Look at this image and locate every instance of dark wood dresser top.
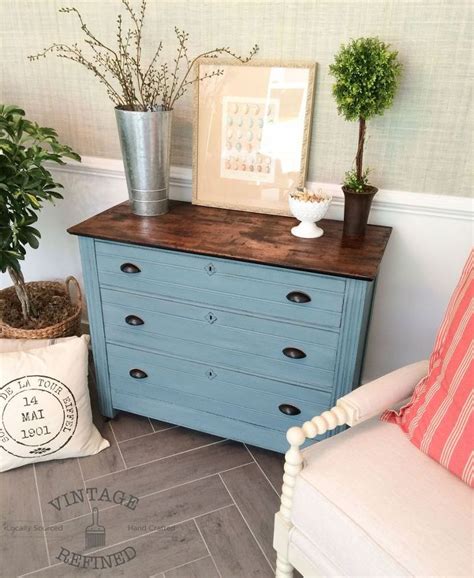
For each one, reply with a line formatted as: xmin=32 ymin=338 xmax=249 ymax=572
xmin=68 ymin=201 xmax=391 ymax=280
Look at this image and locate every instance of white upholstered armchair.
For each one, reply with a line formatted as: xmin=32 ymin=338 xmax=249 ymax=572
xmin=273 ymin=361 xmax=473 ymax=577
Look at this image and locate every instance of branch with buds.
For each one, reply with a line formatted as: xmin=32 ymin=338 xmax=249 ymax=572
xmin=29 ymin=0 xmax=259 ymax=111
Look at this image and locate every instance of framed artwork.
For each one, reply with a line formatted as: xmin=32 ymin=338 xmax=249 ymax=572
xmin=192 ymin=60 xmax=316 ymax=215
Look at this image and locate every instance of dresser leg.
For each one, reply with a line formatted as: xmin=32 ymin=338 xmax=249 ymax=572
xmin=103 ymin=409 xmax=118 ymax=421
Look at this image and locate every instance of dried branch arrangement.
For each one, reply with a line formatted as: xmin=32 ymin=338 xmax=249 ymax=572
xmin=29 ymin=0 xmax=259 ymax=111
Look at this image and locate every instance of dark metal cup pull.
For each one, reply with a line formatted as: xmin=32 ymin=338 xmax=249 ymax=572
xmin=279 ymin=404 xmax=301 ymax=416
xmin=129 ymin=368 xmax=148 ymax=379
xmin=125 ymin=315 xmax=144 ymax=326
xmin=286 ymin=291 xmax=311 ymax=304
xmin=120 ymin=262 xmax=141 ymax=274
xmin=282 ymin=347 xmax=306 ymax=359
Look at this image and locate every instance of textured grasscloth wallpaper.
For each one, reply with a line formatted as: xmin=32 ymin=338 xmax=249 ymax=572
xmin=1 ymin=0 xmax=472 ymax=196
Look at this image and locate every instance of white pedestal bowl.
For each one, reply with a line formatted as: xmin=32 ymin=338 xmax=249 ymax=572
xmin=289 ymin=193 xmax=332 ymax=238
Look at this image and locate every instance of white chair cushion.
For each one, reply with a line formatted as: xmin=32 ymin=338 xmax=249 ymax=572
xmin=291 ymin=416 xmax=473 ymax=577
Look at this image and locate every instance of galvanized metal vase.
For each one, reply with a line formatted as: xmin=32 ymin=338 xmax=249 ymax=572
xmin=115 ymin=106 xmax=172 ymax=216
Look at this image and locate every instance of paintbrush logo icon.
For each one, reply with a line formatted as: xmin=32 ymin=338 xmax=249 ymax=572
xmin=85 ymin=507 xmax=106 ymax=549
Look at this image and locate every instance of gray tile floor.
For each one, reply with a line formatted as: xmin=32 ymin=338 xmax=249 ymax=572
xmin=0 ymin=366 xmax=285 ymax=578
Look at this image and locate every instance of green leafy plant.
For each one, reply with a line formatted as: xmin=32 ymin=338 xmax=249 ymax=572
xmin=0 ymin=105 xmax=80 ymax=320
xmin=29 ymin=0 xmax=258 ymax=111
xmin=343 ymin=168 xmax=371 ymax=193
xmin=329 ymin=37 xmax=402 ymax=192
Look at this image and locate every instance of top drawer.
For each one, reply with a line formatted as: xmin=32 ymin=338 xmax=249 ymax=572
xmin=95 ymin=241 xmax=345 ymax=329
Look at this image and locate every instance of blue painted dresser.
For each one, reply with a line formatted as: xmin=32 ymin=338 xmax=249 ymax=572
xmin=69 ymin=201 xmax=391 ymax=452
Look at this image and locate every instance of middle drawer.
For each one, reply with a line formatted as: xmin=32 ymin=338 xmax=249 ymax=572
xmin=101 ymin=287 xmax=340 ymax=349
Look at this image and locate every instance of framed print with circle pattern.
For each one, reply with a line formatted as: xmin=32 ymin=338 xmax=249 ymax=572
xmin=192 ymin=60 xmax=316 ymax=215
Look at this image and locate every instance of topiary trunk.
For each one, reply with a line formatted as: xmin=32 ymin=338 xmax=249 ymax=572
xmin=355 ymin=117 xmax=366 ymax=182
xmin=8 ymin=266 xmax=37 ymax=321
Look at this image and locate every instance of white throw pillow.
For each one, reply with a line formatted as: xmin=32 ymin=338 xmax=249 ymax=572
xmin=0 ymin=335 xmax=109 ymax=472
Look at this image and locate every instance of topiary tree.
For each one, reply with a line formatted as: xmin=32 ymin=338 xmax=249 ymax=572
xmin=0 ymin=105 xmax=80 ymax=320
xmin=329 ymin=37 xmax=402 ymax=192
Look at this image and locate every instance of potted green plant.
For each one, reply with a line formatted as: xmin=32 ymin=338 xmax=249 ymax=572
xmin=29 ymin=0 xmax=258 ymax=217
xmin=0 ymin=105 xmax=82 ymax=339
xmin=329 ymin=37 xmax=402 ymax=236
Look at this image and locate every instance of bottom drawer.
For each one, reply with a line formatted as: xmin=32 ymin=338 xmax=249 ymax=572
xmin=113 ymin=391 xmax=304 ymax=453
xmin=110 ymin=366 xmax=327 ymax=433
xmin=107 ymin=343 xmax=336 ymax=452
xmin=107 ymin=344 xmax=330 ymax=434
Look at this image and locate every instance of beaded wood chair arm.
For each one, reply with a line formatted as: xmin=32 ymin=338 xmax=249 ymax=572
xmin=274 ymin=360 xmax=429 ymax=577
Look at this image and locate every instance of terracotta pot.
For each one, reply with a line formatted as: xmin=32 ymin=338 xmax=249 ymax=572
xmin=342 ymin=186 xmax=378 ymax=237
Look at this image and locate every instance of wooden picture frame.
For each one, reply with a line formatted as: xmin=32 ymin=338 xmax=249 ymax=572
xmin=192 ymin=60 xmax=316 ymax=215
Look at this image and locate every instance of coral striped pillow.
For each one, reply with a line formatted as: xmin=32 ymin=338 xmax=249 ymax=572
xmin=382 ymin=251 xmax=474 ymax=487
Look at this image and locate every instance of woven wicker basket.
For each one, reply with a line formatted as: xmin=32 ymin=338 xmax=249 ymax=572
xmin=0 ymin=276 xmax=82 ymax=339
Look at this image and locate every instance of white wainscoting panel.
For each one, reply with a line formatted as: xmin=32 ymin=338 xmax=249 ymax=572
xmin=2 ymin=156 xmax=472 ymax=383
